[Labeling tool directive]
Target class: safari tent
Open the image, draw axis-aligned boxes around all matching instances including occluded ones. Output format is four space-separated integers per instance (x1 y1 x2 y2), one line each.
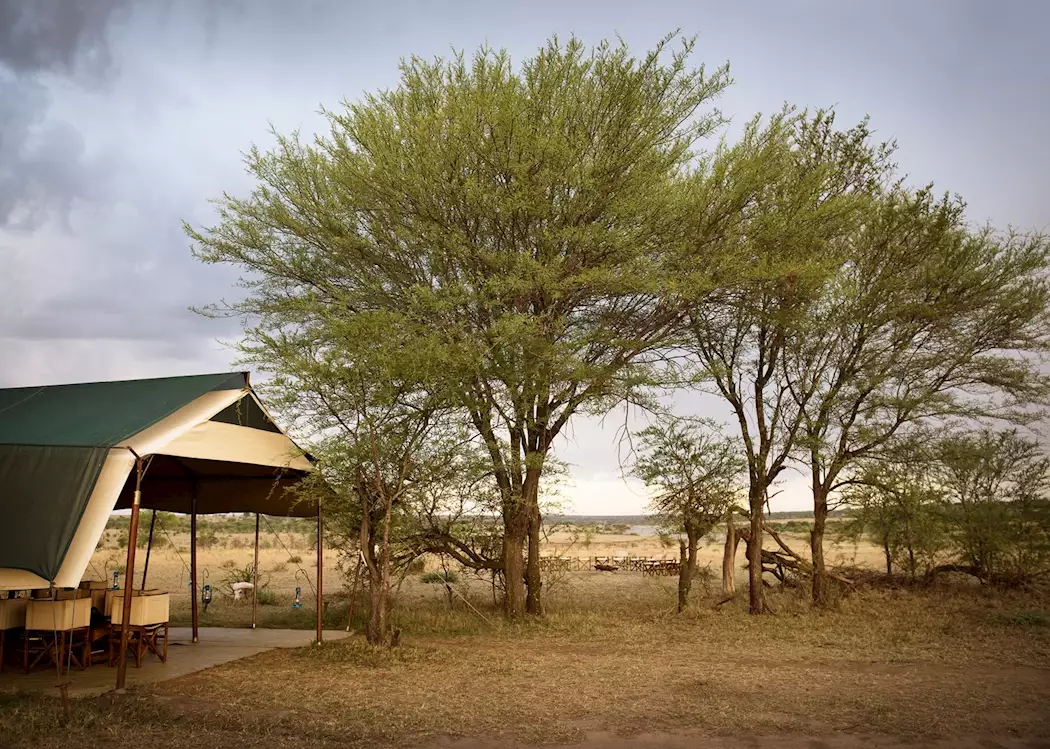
0 372 325 684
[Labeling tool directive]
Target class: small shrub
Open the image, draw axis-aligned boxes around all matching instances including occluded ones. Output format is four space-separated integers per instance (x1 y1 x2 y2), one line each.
421 570 459 585
197 531 220 549
271 562 288 573
288 554 303 564
220 559 237 570
406 558 426 574
257 589 278 606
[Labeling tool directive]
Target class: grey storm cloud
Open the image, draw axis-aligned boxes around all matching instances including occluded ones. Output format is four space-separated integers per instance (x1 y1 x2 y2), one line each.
0 0 128 74
1 0 1048 509
0 0 129 228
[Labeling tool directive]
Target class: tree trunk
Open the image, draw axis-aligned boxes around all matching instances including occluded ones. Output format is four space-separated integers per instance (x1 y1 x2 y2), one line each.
358 483 389 646
502 510 528 618
525 492 542 615
882 536 892 575
365 568 386 645
811 488 830 607
677 527 699 613
722 511 738 595
747 485 765 614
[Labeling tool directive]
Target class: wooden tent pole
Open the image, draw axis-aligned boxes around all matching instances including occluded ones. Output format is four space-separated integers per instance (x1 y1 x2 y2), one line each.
140 510 156 591
191 483 199 644
316 504 323 646
115 457 144 691
252 513 260 629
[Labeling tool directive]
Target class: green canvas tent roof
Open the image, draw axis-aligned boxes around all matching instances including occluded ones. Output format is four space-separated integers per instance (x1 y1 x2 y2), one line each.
0 372 248 447
0 372 315 590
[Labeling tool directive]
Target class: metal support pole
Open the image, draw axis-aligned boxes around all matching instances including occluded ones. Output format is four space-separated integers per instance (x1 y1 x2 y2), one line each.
115 457 144 691
316 505 323 646
191 484 199 644
252 513 260 629
140 510 156 591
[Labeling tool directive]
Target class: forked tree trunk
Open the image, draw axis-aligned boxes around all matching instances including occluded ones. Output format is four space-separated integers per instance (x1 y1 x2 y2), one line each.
722 513 739 596
811 489 830 607
747 485 765 614
359 481 391 646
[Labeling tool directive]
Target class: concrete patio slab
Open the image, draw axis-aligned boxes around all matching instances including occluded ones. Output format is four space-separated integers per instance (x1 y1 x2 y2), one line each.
0 627 351 698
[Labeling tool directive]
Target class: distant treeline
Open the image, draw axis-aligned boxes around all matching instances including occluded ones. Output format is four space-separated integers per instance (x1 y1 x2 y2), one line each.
104 512 316 536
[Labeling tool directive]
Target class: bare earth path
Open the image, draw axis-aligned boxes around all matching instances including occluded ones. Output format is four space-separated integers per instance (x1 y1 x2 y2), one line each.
429 733 1050 749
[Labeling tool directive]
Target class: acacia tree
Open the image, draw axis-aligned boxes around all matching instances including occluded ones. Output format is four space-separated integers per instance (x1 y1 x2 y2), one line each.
681 111 892 613
934 428 1050 583
245 318 461 644
189 33 750 616
633 418 744 611
842 445 949 578
784 188 1050 606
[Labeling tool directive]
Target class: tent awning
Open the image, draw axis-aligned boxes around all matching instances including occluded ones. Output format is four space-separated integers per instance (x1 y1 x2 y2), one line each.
0 372 316 590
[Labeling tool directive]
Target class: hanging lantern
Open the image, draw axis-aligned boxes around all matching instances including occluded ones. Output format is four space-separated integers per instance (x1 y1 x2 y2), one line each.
292 586 302 609
202 584 213 612
112 571 120 590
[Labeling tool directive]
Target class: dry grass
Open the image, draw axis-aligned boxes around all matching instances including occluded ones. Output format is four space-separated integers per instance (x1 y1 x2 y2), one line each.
90 524 874 631
3 575 1049 749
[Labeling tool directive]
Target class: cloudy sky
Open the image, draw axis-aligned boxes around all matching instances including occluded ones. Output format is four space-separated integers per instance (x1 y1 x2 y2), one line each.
2 0 1047 514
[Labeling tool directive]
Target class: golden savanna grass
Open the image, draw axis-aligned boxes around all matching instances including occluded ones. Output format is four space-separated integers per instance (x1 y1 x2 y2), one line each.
3 569 1049 749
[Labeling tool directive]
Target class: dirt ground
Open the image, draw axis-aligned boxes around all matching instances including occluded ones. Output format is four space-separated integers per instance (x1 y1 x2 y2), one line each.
3 565 1049 749
4 526 1047 748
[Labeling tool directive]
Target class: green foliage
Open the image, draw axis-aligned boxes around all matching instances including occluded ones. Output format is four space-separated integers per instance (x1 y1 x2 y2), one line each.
787 185 1050 527
181 30 1050 617
934 429 1050 583
421 570 460 585
845 428 1050 584
632 418 744 540
256 589 278 606
221 562 258 585
187 32 745 616
219 562 270 600
766 520 812 535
